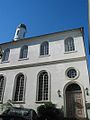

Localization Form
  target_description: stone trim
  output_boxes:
[0,56,86,71]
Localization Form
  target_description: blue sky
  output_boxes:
[0,0,89,71]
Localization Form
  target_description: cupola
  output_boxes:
[14,24,27,41]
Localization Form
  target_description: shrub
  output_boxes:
[37,102,64,120]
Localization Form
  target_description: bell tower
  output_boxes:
[14,24,27,41]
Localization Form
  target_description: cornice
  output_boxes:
[0,56,86,71]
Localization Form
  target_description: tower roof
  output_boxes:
[18,24,26,30]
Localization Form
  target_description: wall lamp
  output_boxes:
[57,90,61,97]
[85,88,89,96]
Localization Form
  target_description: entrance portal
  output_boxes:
[66,83,84,118]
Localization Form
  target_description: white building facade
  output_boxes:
[0,26,90,118]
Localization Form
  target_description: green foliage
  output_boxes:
[37,102,64,120]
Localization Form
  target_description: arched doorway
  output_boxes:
[65,83,84,118]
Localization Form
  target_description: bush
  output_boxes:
[37,102,64,120]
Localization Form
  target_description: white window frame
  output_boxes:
[65,67,80,80]
[64,37,75,52]
[0,75,6,102]
[2,48,10,62]
[36,70,51,103]
[19,45,28,59]
[13,73,26,103]
[40,41,49,56]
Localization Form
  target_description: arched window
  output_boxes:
[0,75,5,101]
[20,45,28,59]
[37,71,49,101]
[13,73,25,102]
[64,37,75,52]
[66,83,81,91]
[40,41,49,55]
[2,48,10,62]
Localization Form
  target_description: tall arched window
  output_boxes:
[0,75,5,101]
[40,41,49,56]
[13,73,25,102]
[37,71,49,101]
[2,48,10,62]
[20,45,28,59]
[64,37,75,52]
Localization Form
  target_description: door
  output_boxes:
[66,84,84,118]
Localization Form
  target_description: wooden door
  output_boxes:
[66,90,84,118]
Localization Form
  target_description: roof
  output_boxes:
[18,24,27,30]
[0,27,83,46]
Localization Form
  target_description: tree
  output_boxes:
[37,102,64,120]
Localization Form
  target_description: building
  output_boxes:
[0,24,90,118]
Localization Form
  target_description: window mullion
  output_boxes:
[42,75,44,100]
[43,44,45,55]
[18,78,21,101]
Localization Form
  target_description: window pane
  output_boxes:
[67,69,77,78]
[65,37,75,52]
[37,71,48,101]
[14,74,24,101]
[20,46,28,58]
[2,49,10,61]
[40,42,49,55]
[0,76,4,101]
[38,75,43,101]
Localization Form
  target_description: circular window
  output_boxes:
[66,68,79,80]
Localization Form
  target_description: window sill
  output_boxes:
[1,61,10,64]
[12,101,25,104]
[64,50,77,54]
[39,54,50,58]
[35,100,50,104]
[18,58,29,61]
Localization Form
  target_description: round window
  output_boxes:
[66,68,79,80]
